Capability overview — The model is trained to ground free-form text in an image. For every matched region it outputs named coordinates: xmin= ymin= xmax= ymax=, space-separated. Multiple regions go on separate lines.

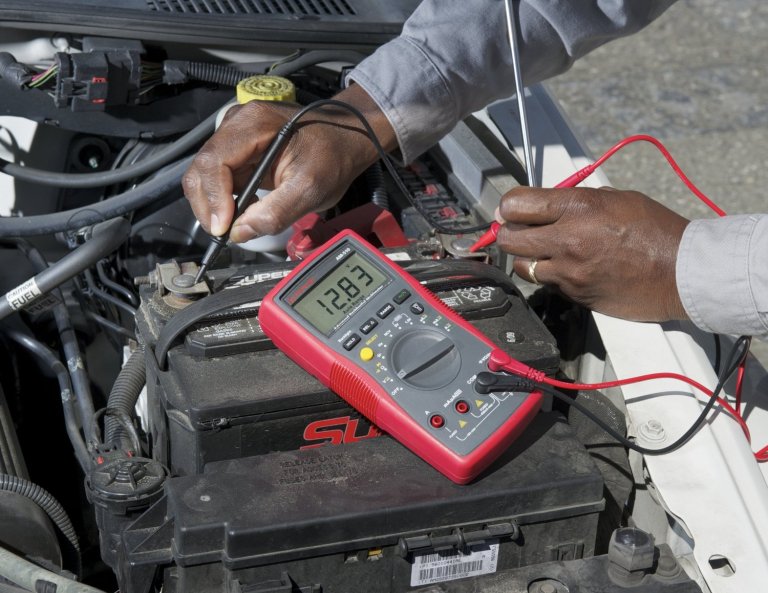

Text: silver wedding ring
xmin=528 ymin=258 xmax=540 ymax=285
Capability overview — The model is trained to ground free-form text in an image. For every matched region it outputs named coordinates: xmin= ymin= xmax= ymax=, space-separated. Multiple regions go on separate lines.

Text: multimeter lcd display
xmin=293 ymin=252 xmax=388 ymax=334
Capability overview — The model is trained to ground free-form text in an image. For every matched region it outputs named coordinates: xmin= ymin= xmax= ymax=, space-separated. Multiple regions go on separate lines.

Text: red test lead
xmin=468 ymin=166 xmax=595 ymax=253
xmin=468 ymin=133 xmax=728 ymax=254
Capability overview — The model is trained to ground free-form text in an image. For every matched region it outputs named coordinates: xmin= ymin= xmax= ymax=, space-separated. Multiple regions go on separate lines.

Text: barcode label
xmin=410 ymin=542 xmax=498 ymax=586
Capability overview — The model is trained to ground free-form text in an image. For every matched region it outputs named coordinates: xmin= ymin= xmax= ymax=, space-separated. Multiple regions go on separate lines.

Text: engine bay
xmin=0 ymin=21 xmax=712 ymax=593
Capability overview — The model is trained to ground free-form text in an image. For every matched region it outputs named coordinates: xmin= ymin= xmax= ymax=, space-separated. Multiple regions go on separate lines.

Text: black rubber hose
xmin=0 ymin=108 xmax=221 ymax=188
xmin=4 ymin=331 xmax=90 ymax=472
xmin=84 ymin=269 xmax=136 ymax=319
xmin=0 ymin=474 xmax=80 ymax=558
xmin=96 ymin=261 xmax=138 ymax=307
xmin=85 ymin=311 xmax=136 ymax=342
xmin=6 ymin=240 xmax=99 ymax=448
xmin=0 ymin=217 xmax=131 ymax=321
xmin=0 ymin=158 xmax=189 ymax=238
xmin=104 ymin=346 xmax=145 ymax=450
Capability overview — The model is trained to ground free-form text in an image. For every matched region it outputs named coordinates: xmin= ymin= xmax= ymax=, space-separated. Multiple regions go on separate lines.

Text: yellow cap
xmin=359 ymin=347 xmax=374 ymax=362
xmin=236 ymin=75 xmax=296 ymax=104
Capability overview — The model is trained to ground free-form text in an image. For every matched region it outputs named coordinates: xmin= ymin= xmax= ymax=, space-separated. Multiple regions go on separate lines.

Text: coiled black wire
xmin=4 ymin=330 xmax=90 ymax=472
xmin=104 ymin=347 xmax=146 ymax=451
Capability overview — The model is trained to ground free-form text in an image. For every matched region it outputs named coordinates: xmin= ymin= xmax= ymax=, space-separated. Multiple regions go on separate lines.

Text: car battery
xmin=135 ymin=256 xmax=559 ymax=475
xmin=121 ymin=413 xmax=604 ymax=593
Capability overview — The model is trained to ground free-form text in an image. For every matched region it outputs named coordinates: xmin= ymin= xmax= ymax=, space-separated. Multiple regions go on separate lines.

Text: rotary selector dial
xmin=390 ymin=329 xmax=461 ymax=390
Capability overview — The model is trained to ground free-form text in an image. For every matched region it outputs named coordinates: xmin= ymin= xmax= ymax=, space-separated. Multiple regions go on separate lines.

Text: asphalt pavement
xmin=545 ymin=0 xmax=768 ymax=363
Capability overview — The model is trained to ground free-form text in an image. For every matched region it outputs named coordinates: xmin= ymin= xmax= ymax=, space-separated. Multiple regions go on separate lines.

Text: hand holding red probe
xmin=493 ymin=185 xmax=690 ymax=321
xmin=468 ymin=134 xmax=732 ymax=322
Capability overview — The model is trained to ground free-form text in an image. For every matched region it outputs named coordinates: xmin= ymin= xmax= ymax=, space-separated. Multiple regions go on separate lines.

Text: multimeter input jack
xmin=429 ymin=415 xmax=445 ymax=429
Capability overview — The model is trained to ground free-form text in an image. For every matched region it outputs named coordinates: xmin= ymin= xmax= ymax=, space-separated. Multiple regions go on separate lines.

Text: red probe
xmin=468 ymin=172 xmax=586 ymax=252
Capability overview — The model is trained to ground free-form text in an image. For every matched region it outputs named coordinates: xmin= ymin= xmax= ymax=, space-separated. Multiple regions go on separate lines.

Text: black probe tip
xmin=192 ymin=266 xmax=206 ymax=285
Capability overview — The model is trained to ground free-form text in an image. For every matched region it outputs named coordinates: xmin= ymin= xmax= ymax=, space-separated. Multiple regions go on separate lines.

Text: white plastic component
xmin=596 ymin=316 xmax=768 ymax=592
xmin=227 ymin=188 xmax=293 ymax=253
xmin=0 ymin=116 xmax=38 ymax=216
xmin=235 ymin=225 xmax=294 ymax=253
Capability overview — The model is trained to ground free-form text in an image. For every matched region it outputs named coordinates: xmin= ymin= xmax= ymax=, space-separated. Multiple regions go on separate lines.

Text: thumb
xmin=230 ymin=175 xmax=332 ymax=242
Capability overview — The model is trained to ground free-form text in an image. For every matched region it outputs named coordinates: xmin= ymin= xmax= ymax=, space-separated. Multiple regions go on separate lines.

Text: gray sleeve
xmin=347 ymin=0 xmax=677 ymax=163
xmin=677 ymin=215 xmax=768 ymax=338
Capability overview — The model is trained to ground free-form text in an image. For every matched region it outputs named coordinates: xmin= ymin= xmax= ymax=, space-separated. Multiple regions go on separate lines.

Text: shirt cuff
xmin=677 ymin=215 xmax=768 ymax=337
xmin=346 ymin=37 xmax=456 ymax=165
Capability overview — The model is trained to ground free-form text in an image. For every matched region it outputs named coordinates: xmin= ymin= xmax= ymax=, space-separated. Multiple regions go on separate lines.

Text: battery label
xmin=410 ymin=542 xmax=499 ymax=587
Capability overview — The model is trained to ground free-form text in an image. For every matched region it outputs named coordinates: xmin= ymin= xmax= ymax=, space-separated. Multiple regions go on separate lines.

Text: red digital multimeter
xmin=259 ymin=230 xmax=542 ymax=483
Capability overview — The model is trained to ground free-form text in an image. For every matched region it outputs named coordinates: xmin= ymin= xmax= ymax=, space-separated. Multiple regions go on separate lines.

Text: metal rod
xmin=504 ymin=0 xmax=536 ymax=187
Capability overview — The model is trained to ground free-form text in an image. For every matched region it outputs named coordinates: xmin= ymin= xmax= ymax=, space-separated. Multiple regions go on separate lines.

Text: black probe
xmin=193 ymin=123 xmax=294 ymax=284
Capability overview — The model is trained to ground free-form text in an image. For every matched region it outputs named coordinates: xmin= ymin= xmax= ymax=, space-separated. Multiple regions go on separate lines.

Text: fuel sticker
xmin=410 ymin=542 xmax=499 ymax=587
xmin=5 ymin=278 xmax=42 ymax=311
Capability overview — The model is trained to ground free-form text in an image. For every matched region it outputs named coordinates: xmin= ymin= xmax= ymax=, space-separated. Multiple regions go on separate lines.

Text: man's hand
xmin=183 ymin=84 xmax=397 ymax=243
xmin=496 ymin=186 xmax=690 ymax=322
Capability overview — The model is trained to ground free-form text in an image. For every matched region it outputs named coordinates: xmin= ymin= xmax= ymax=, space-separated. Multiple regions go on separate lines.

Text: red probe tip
xmin=469 ymin=222 xmax=500 ymax=252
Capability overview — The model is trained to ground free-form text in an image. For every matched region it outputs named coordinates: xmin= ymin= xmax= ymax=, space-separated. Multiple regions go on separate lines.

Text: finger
xmin=498 ymin=186 xmax=573 ymax=225
xmin=512 ymin=257 xmax=552 ymax=286
xmin=182 ymin=147 xmax=236 ymax=237
xmin=183 ymin=104 xmax=281 ymax=235
xmin=495 ymin=224 xmax=554 ymax=259
xmin=230 ymin=176 xmax=330 ymax=242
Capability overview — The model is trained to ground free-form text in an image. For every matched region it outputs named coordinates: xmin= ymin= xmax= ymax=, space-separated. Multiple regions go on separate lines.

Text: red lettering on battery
xmin=300 ymin=416 xmax=383 ymax=450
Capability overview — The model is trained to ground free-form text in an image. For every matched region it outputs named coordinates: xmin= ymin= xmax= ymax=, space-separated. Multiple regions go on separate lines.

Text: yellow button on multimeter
xmin=360 ymin=347 xmax=374 ymax=362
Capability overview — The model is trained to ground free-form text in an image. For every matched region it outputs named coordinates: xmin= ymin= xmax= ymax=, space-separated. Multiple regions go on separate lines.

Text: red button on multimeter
xmin=259 ymin=230 xmax=542 ymax=484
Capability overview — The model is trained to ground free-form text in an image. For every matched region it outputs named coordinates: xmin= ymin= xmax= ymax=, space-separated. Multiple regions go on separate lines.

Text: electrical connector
xmin=54 ymin=38 xmax=144 ymax=112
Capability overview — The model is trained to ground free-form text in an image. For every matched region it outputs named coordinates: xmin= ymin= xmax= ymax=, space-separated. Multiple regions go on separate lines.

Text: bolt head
xmin=639 ymin=418 xmax=667 ymax=442
xmin=172 ymin=274 xmax=196 ymax=288
xmin=608 ymin=527 xmax=656 ymax=573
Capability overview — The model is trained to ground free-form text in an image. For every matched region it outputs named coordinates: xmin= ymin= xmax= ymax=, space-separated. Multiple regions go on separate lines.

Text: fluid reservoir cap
xmin=237 ymin=75 xmax=296 ymax=104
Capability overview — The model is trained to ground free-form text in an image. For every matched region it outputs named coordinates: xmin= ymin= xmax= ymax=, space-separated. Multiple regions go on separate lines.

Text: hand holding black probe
xmin=193 ymin=123 xmax=294 ymax=284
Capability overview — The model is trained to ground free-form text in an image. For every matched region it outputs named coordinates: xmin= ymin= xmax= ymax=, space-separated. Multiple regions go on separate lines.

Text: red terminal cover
xmin=287 ymin=203 xmax=408 ymax=260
